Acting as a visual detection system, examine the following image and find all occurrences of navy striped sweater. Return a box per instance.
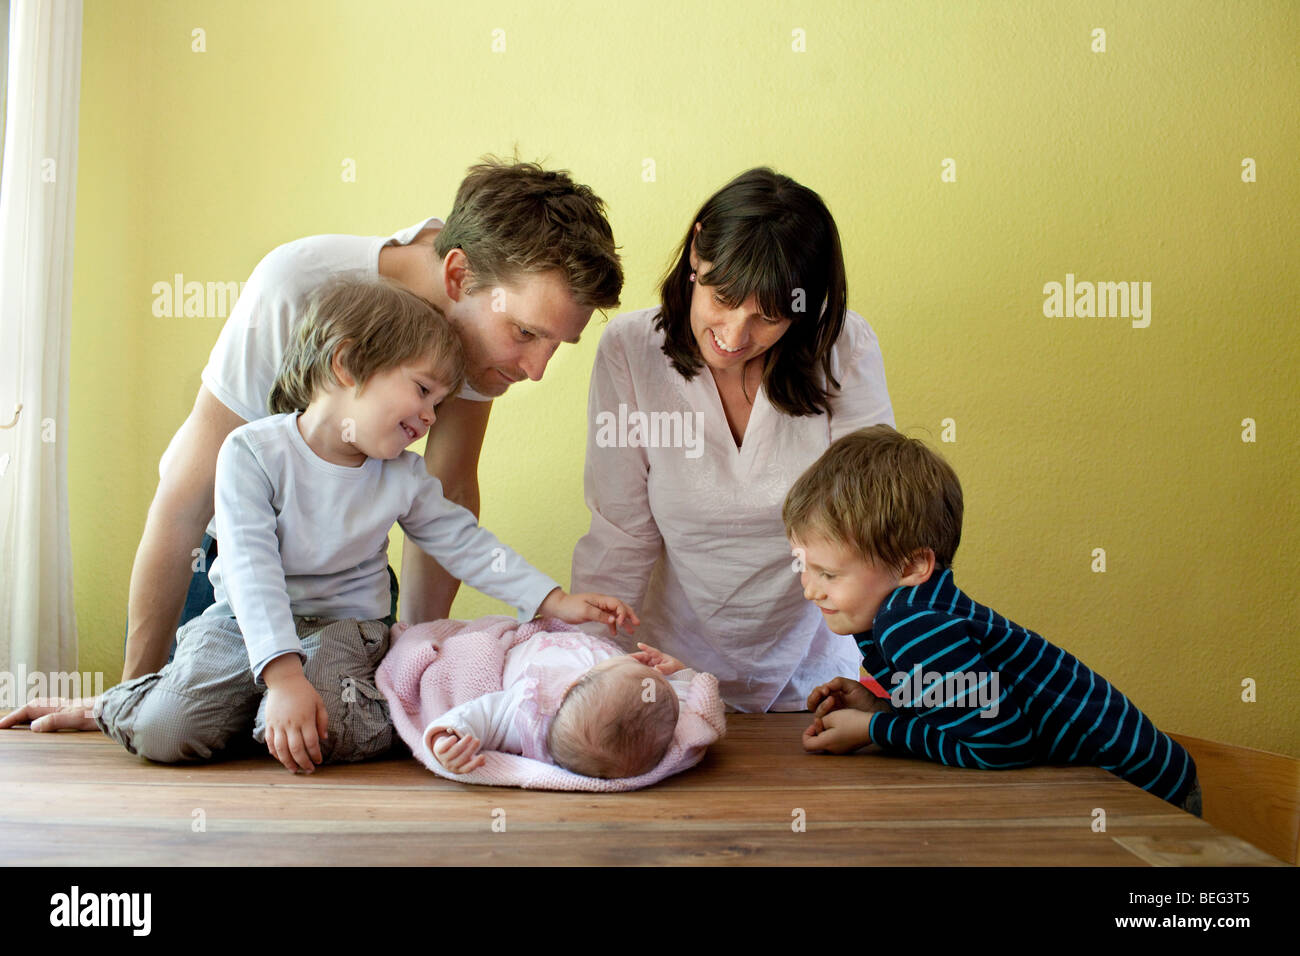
[855,567,1196,806]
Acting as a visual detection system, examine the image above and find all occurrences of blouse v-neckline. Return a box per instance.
[697,366,769,457]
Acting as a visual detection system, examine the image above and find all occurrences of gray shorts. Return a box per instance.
[97,613,394,765]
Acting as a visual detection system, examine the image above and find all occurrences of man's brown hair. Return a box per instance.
[434,157,623,310]
[783,424,964,571]
[268,275,465,414]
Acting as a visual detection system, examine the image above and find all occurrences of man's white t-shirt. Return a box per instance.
[161,217,491,538]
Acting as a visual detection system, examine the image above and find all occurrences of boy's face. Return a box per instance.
[447,268,592,396]
[346,358,452,460]
[792,533,905,636]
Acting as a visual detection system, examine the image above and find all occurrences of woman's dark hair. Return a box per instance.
[654,167,848,417]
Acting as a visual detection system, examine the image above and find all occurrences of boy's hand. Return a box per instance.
[431,731,486,774]
[630,642,685,675]
[802,709,876,755]
[537,588,640,636]
[263,673,329,773]
[807,676,887,718]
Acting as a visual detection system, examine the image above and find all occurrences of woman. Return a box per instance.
[571,168,895,712]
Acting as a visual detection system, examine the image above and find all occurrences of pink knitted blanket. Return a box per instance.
[375,615,726,791]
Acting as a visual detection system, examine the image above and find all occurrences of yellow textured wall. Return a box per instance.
[71,1,1298,755]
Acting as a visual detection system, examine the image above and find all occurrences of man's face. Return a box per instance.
[792,533,904,636]
[447,269,592,396]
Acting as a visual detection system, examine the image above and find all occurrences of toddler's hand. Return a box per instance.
[802,709,875,755]
[263,675,329,773]
[630,642,685,675]
[432,731,486,774]
[807,675,886,718]
[538,589,640,636]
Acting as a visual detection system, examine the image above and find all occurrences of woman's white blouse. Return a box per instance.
[570,307,895,712]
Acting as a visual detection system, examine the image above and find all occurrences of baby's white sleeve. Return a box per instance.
[423,689,517,760]
[667,668,699,706]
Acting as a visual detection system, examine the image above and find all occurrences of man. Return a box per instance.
[1,158,622,732]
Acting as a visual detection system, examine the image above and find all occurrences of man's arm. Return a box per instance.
[124,386,247,679]
[399,395,492,624]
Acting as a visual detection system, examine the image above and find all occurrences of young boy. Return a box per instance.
[783,424,1200,814]
[96,276,636,773]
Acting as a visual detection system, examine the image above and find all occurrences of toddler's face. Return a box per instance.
[345,358,453,460]
[792,533,903,636]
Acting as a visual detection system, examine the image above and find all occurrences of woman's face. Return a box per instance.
[688,240,793,372]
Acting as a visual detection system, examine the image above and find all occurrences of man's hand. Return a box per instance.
[431,731,486,774]
[0,697,101,732]
[630,643,685,675]
[262,657,329,773]
[802,709,877,755]
[807,675,889,719]
[537,588,640,636]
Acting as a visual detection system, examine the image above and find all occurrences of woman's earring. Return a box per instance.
[689,272,696,282]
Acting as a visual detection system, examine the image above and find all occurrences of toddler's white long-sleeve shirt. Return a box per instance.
[207,412,561,682]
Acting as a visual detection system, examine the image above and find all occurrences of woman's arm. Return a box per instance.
[828,311,896,440]
[569,328,664,635]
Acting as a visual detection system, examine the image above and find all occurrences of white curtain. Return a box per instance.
[0,0,82,683]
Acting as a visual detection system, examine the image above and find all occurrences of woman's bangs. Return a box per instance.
[705,230,802,321]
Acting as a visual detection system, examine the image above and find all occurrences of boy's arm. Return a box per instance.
[856,611,1037,770]
[399,395,492,624]
[212,433,302,684]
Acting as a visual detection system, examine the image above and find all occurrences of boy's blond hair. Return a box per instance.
[268,275,465,414]
[783,424,964,571]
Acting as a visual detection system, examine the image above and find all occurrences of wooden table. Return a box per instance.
[0,714,1283,866]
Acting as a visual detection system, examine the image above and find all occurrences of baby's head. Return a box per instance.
[268,276,465,456]
[783,424,964,635]
[547,657,679,779]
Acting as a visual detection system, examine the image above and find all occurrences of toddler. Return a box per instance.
[783,424,1201,814]
[96,276,636,772]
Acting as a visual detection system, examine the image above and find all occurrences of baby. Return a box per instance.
[422,628,696,779]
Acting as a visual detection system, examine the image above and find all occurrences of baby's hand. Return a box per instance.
[431,731,486,774]
[630,642,686,675]
[538,589,640,636]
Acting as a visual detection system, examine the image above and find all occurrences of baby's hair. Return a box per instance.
[547,663,679,779]
[783,424,964,571]
[268,275,466,414]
